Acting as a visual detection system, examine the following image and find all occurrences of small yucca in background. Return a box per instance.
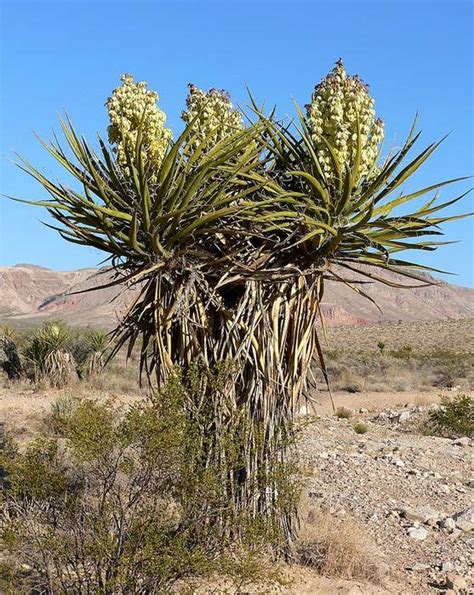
[48,393,80,434]
[0,325,22,380]
[24,322,77,387]
[82,330,109,376]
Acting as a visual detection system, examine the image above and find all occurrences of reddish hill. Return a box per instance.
[1,263,473,327]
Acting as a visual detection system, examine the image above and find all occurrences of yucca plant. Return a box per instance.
[82,329,109,376]
[24,322,77,387]
[12,66,469,549]
[0,325,22,380]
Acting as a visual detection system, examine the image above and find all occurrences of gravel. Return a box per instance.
[298,403,473,594]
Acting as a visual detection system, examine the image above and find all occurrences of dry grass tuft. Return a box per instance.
[335,406,353,419]
[297,504,383,584]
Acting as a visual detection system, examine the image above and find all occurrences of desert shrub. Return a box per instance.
[390,344,413,360]
[47,393,80,435]
[433,357,470,388]
[353,422,368,435]
[425,394,473,438]
[321,346,473,393]
[335,407,352,419]
[83,359,142,394]
[297,506,382,583]
[23,321,77,388]
[0,364,297,593]
[344,381,363,394]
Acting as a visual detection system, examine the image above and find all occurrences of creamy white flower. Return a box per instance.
[106,74,172,171]
[181,84,243,153]
[307,60,384,183]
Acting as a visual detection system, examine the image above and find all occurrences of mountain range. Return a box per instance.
[1,263,473,328]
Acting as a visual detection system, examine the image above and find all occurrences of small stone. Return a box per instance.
[411,562,430,571]
[398,411,411,423]
[401,506,440,524]
[452,507,474,532]
[394,459,405,467]
[440,484,451,494]
[443,518,456,531]
[359,408,368,414]
[446,572,468,591]
[441,561,454,572]
[407,526,428,540]
[453,437,471,447]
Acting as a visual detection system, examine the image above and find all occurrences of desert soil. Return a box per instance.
[1,386,472,594]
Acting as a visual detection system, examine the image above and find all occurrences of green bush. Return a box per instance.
[425,394,473,438]
[353,422,368,435]
[435,359,470,388]
[0,364,296,592]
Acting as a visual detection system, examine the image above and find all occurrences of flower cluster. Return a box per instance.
[181,84,243,153]
[307,60,384,183]
[106,74,172,170]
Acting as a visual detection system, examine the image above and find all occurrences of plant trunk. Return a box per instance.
[115,268,325,549]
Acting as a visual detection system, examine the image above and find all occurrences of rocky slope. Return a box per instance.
[1,263,473,327]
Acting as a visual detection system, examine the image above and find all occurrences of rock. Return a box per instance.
[446,572,468,591]
[453,437,471,447]
[398,411,411,423]
[407,526,428,540]
[440,484,451,494]
[452,507,474,532]
[443,517,456,531]
[359,408,368,414]
[411,562,430,571]
[441,561,455,572]
[401,505,440,524]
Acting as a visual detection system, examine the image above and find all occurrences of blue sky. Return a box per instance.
[1,0,473,286]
